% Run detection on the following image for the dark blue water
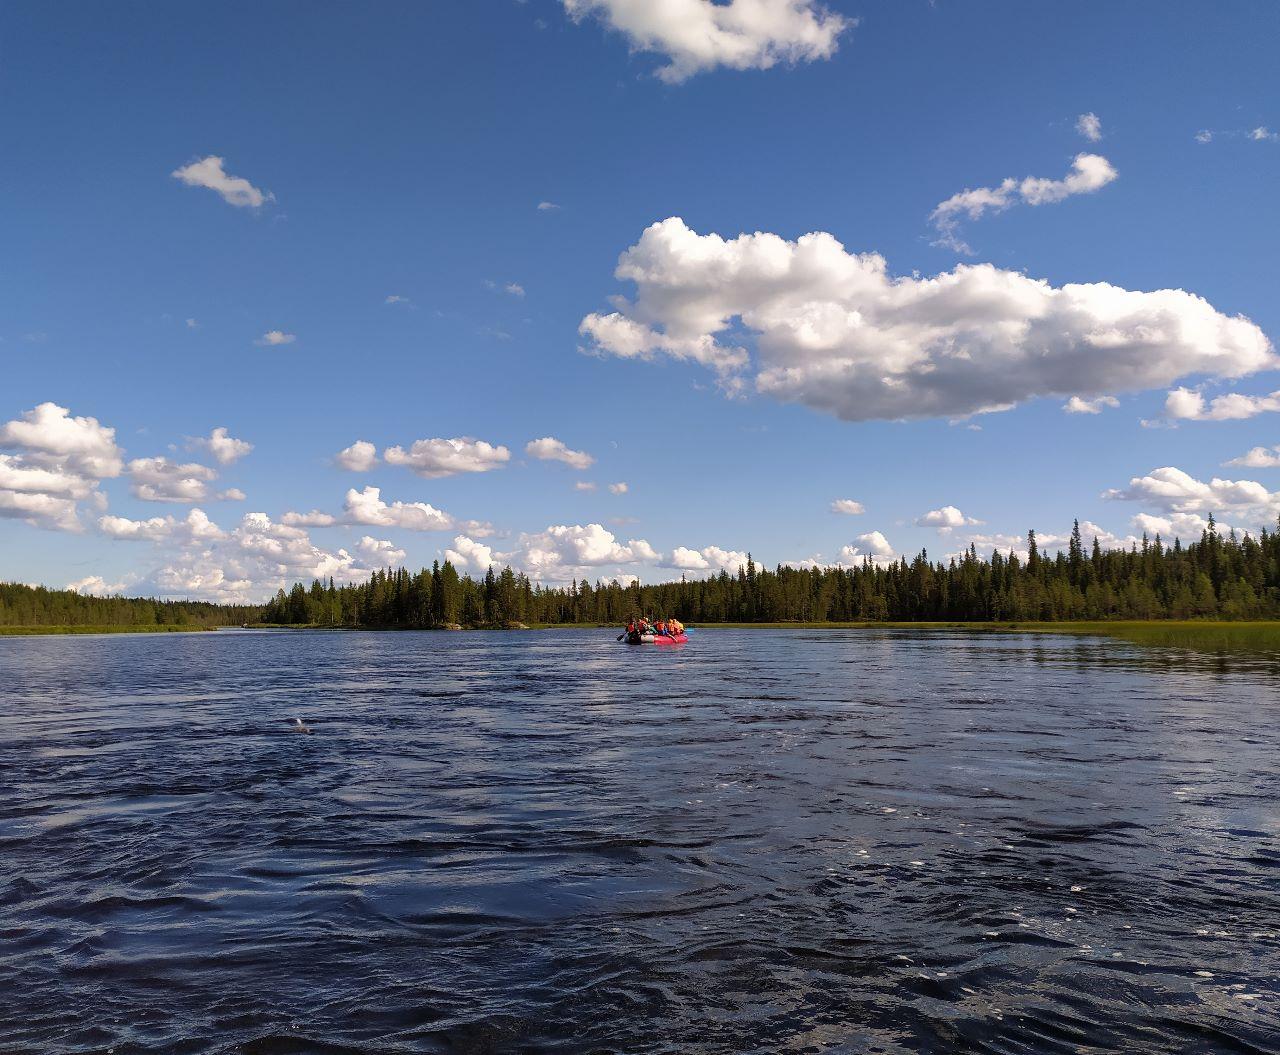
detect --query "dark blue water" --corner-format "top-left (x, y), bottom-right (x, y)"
top-left (1, 628), bottom-right (1278, 1054)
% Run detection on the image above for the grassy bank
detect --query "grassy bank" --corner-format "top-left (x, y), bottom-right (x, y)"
top-left (0, 624), bottom-right (219, 637)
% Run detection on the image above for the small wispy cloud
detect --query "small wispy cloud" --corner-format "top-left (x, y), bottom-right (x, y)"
top-left (930, 153), bottom-right (1118, 253)
top-left (537, 200), bottom-right (561, 211)
top-left (385, 294), bottom-right (412, 306)
top-left (1075, 112), bottom-right (1102, 142)
top-left (1063, 395), bottom-right (1120, 415)
top-left (484, 280), bottom-right (526, 298)
top-left (172, 156), bottom-right (274, 209)
top-left (256, 330), bottom-right (296, 346)
top-left (1194, 125), bottom-right (1278, 144)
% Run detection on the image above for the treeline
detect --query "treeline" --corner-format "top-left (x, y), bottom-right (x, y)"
top-left (0, 582), bottom-right (260, 629)
top-left (262, 516), bottom-right (1280, 627)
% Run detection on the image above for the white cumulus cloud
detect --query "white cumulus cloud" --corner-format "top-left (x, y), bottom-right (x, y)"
top-left (916, 505), bottom-right (982, 532)
top-left (526, 436), bottom-right (595, 470)
top-left (1131, 511), bottom-right (1223, 541)
top-left (383, 437), bottom-right (511, 478)
top-left (608, 482), bottom-right (628, 494)
top-left (0, 402), bottom-right (125, 531)
top-left (0, 489), bottom-right (82, 532)
top-left (0, 402), bottom-right (124, 479)
top-left (1104, 466), bottom-right (1280, 520)
top-left (561, 0), bottom-right (850, 83)
top-left (282, 509), bottom-right (338, 527)
top-left (830, 498), bottom-right (865, 515)
top-left (344, 486), bottom-right (455, 532)
top-left (335, 440), bottom-right (379, 472)
top-left (445, 535), bottom-right (497, 572)
top-left (663, 545), bottom-right (749, 573)
top-left (838, 530), bottom-right (896, 567)
top-left (256, 330), bottom-right (296, 346)
top-left (579, 217), bottom-right (1274, 424)
top-left (171, 155), bottom-right (274, 208)
top-left (98, 508), bottom-right (225, 543)
top-left (497, 522), bottom-right (657, 581)
top-left (356, 536), bottom-right (406, 568)
top-left (1164, 386), bottom-right (1280, 422)
top-left (128, 457), bottom-right (220, 503)
top-left (192, 426), bottom-right (253, 465)
top-left (67, 575), bottom-right (131, 597)
top-left (1063, 395), bottom-right (1120, 414)
top-left (1224, 446), bottom-right (1280, 469)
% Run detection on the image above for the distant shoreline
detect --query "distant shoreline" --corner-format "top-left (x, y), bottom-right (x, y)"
top-left (0, 624), bottom-right (218, 637)
top-left (4, 620), bottom-right (1278, 651)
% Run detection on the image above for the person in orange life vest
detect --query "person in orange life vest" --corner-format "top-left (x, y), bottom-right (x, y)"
top-left (668, 617), bottom-right (684, 635)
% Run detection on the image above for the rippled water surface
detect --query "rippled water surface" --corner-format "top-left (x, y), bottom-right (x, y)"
top-left (2, 628), bottom-right (1279, 1054)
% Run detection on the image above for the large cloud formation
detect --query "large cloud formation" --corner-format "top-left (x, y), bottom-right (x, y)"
top-left (1105, 466), bottom-right (1280, 521)
top-left (0, 403), bottom-right (123, 530)
top-left (143, 512), bottom-right (401, 603)
top-left (562, 0), bottom-right (849, 83)
top-left (580, 218), bottom-right (1274, 423)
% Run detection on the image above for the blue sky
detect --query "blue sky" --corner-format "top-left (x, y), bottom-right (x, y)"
top-left (2, 0), bottom-right (1279, 600)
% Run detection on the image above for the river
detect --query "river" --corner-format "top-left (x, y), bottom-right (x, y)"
top-left (2, 628), bottom-right (1277, 1053)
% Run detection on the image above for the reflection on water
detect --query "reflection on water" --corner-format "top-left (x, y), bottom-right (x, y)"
top-left (1, 628), bottom-right (1278, 1053)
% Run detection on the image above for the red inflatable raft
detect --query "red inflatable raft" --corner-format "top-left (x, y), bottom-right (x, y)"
top-left (626, 632), bottom-right (688, 645)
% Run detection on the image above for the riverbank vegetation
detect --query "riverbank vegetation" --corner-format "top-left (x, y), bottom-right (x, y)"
top-left (0, 582), bottom-right (258, 631)
top-left (8, 518), bottom-right (1279, 640)
top-left (260, 517), bottom-right (1280, 628)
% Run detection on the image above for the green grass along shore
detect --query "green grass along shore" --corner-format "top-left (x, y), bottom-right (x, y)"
top-left (3, 620), bottom-right (1279, 651)
top-left (0, 624), bottom-right (220, 636)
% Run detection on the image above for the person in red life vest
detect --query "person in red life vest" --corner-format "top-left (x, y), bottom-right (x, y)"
top-left (655, 619), bottom-right (667, 635)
